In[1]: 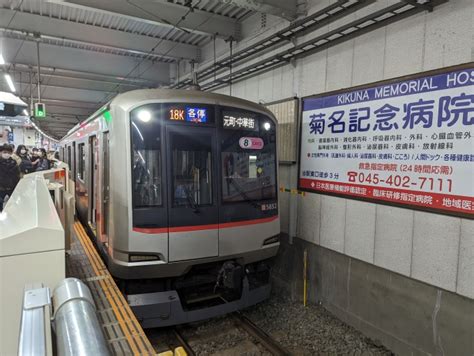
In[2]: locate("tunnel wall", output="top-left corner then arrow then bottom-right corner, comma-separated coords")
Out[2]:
201,0 -> 474,354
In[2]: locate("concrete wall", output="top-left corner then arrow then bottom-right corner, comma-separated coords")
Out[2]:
273,234 -> 474,356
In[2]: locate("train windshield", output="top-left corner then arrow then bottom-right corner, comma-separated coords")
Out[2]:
130,108 -> 163,207
221,110 -> 277,203
171,131 -> 213,207
129,103 -> 277,225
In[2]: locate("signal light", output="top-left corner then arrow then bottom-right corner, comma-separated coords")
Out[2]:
34,102 -> 46,118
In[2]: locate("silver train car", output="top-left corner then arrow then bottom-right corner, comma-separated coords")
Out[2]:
60,89 -> 280,327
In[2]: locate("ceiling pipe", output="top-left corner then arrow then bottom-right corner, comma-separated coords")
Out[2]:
36,38 -> 41,102
0,27 -> 176,63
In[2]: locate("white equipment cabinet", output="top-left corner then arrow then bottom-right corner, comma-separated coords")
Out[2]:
0,175 -> 65,356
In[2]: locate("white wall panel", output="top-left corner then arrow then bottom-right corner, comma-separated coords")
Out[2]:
297,193 -> 321,245
320,195 -> 346,253
457,219 -> 474,298
344,200 -> 376,263
411,212 -> 461,292
258,71 -> 274,104
325,40 -> 354,91
352,28 -> 386,86
374,206 -> 413,276
383,14 -> 426,79
245,79 -> 259,102
299,51 -> 327,97
423,0 -> 473,70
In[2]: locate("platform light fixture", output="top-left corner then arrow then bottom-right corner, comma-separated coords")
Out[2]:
4,73 -> 15,92
0,54 -> 5,65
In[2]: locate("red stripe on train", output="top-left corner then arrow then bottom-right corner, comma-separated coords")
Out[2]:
132,215 -> 278,234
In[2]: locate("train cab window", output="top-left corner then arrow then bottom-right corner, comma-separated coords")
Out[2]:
130,106 -> 162,207
221,111 -> 277,203
171,132 -> 212,207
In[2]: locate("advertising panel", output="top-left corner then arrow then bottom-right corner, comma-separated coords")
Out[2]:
299,65 -> 473,217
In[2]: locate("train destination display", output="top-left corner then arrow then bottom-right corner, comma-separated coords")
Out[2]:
299,66 -> 474,216
169,107 -> 208,122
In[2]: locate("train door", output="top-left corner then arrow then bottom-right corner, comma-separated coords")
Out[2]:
89,135 -> 99,230
166,126 -> 219,261
72,142 -> 76,180
101,132 -> 110,244
67,146 -> 72,179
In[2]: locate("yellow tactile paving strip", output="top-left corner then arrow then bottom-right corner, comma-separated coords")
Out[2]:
68,221 -> 156,355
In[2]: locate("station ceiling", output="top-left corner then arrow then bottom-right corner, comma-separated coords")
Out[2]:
0,0 -> 297,138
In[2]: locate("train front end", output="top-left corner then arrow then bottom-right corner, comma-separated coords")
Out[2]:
109,90 -> 280,327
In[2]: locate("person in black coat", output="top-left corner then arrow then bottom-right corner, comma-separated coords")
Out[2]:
16,144 -> 34,176
35,148 -> 50,172
0,143 -> 20,211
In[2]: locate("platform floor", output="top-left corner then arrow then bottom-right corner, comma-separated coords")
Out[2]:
67,222 -> 156,355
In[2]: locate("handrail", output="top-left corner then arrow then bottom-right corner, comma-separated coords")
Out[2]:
18,286 -> 52,356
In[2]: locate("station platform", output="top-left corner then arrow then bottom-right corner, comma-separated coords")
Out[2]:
68,222 -> 156,355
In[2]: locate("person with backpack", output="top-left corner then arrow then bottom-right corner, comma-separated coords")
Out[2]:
0,143 -> 20,211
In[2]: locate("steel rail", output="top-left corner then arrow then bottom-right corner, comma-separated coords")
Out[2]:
173,327 -> 197,356
233,312 -> 291,356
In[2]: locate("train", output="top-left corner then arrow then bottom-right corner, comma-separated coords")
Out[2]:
59,89 -> 280,327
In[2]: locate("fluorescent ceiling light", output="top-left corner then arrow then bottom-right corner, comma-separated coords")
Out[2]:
4,74 -> 16,92
0,54 -> 5,65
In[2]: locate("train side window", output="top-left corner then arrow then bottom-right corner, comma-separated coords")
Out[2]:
67,146 -> 72,168
130,108 -> 163,207
78,143 -> 86,181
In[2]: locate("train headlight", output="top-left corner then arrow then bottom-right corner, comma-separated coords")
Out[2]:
137,110 -> 151,122
263,122 -> 271,131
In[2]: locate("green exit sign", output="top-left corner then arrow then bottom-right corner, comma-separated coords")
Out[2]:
34,103 -> 46,118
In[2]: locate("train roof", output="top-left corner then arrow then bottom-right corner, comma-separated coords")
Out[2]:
63,88 -> 276,139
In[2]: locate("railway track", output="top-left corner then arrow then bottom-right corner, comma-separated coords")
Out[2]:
232,312 -> 290,356
172,328 -> 196,356
166,312 -> 290,356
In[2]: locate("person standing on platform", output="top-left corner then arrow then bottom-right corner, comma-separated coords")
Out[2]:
35,148 -> 50,172
0,143 -> 20,212
30,148 -> 39,164
11,144 -> 21,166
16,145 -> 34,176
